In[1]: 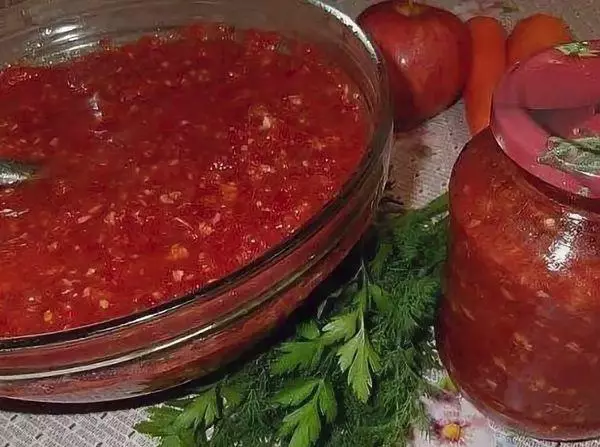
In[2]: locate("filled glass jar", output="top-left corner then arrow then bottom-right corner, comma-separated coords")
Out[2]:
437,41 -> 600,440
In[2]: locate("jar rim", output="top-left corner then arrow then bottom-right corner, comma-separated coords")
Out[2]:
491,40 -> 600,199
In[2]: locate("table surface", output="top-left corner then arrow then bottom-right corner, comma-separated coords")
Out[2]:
1,0 -> 599,446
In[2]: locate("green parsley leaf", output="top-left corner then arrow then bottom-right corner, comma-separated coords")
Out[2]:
337,330 -> 360,373
147,406 -> 183,424
159,434 -> 192,447
276,379 -> 338,447
219,382 -> 244,409
337,326 -> 381,403
297,320 -> 321,340
135,420 -> 176,438
166,397 -> 196,410
322,311 -> 357,344
271,340 -> 324,375
174,386 -> 220,431
135,406 -> 181,437
273,379 -> 320,407
317,381 -> 337,424
369,282 -> 391,313
369,240 -> 393,279
280,401 -> 321,447
354,285 -> 369,312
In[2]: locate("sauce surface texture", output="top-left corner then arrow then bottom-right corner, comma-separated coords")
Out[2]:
0,25 -> 368,337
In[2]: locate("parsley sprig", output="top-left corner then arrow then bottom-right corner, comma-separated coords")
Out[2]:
539,136 -> 600,176
136,193 -> 449,447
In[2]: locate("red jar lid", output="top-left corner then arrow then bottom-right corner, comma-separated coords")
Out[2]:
491,40 -> 600,198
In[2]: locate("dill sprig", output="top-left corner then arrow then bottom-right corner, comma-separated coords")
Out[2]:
136,193 -> 449,447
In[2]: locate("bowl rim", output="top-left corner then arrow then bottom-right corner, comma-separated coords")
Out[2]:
0,0 -> 392,349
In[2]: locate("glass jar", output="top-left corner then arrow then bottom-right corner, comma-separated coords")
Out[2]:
0,0 -> 392,403
437,42 -> 600,441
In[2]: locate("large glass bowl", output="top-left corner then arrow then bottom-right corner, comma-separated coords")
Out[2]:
0,0 -> 392,403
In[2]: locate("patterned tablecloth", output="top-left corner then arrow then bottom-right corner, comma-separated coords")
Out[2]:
0,0 -> 599,446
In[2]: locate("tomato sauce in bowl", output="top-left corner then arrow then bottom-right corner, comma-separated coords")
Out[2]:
0,0 -> 391,403
0,24 -> 369,338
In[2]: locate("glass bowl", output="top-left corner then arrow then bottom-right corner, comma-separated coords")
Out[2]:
0,0 -> 392,403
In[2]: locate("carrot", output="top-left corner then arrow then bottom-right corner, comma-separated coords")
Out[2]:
507,13 -> 573,66
464,16 -> 507,136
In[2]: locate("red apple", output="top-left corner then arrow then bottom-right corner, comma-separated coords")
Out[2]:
358,0 -> 470,131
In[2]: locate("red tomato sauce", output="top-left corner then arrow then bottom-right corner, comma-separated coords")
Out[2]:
438,130 -> 600,440
0,24 -> 368,337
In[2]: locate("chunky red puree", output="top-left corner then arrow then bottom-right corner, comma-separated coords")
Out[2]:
0,24 -> 368,337
438,130 -> 600,440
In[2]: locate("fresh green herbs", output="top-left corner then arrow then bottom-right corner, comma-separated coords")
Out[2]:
555,41 -> 600,57
539,136 -> 600,176
136,194 -> 449,447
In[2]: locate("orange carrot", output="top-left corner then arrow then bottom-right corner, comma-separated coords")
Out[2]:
464,16 -> 507,136
507,13 -> 573,66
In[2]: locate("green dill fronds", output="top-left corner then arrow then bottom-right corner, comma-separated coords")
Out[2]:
136,194 -> 449,447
